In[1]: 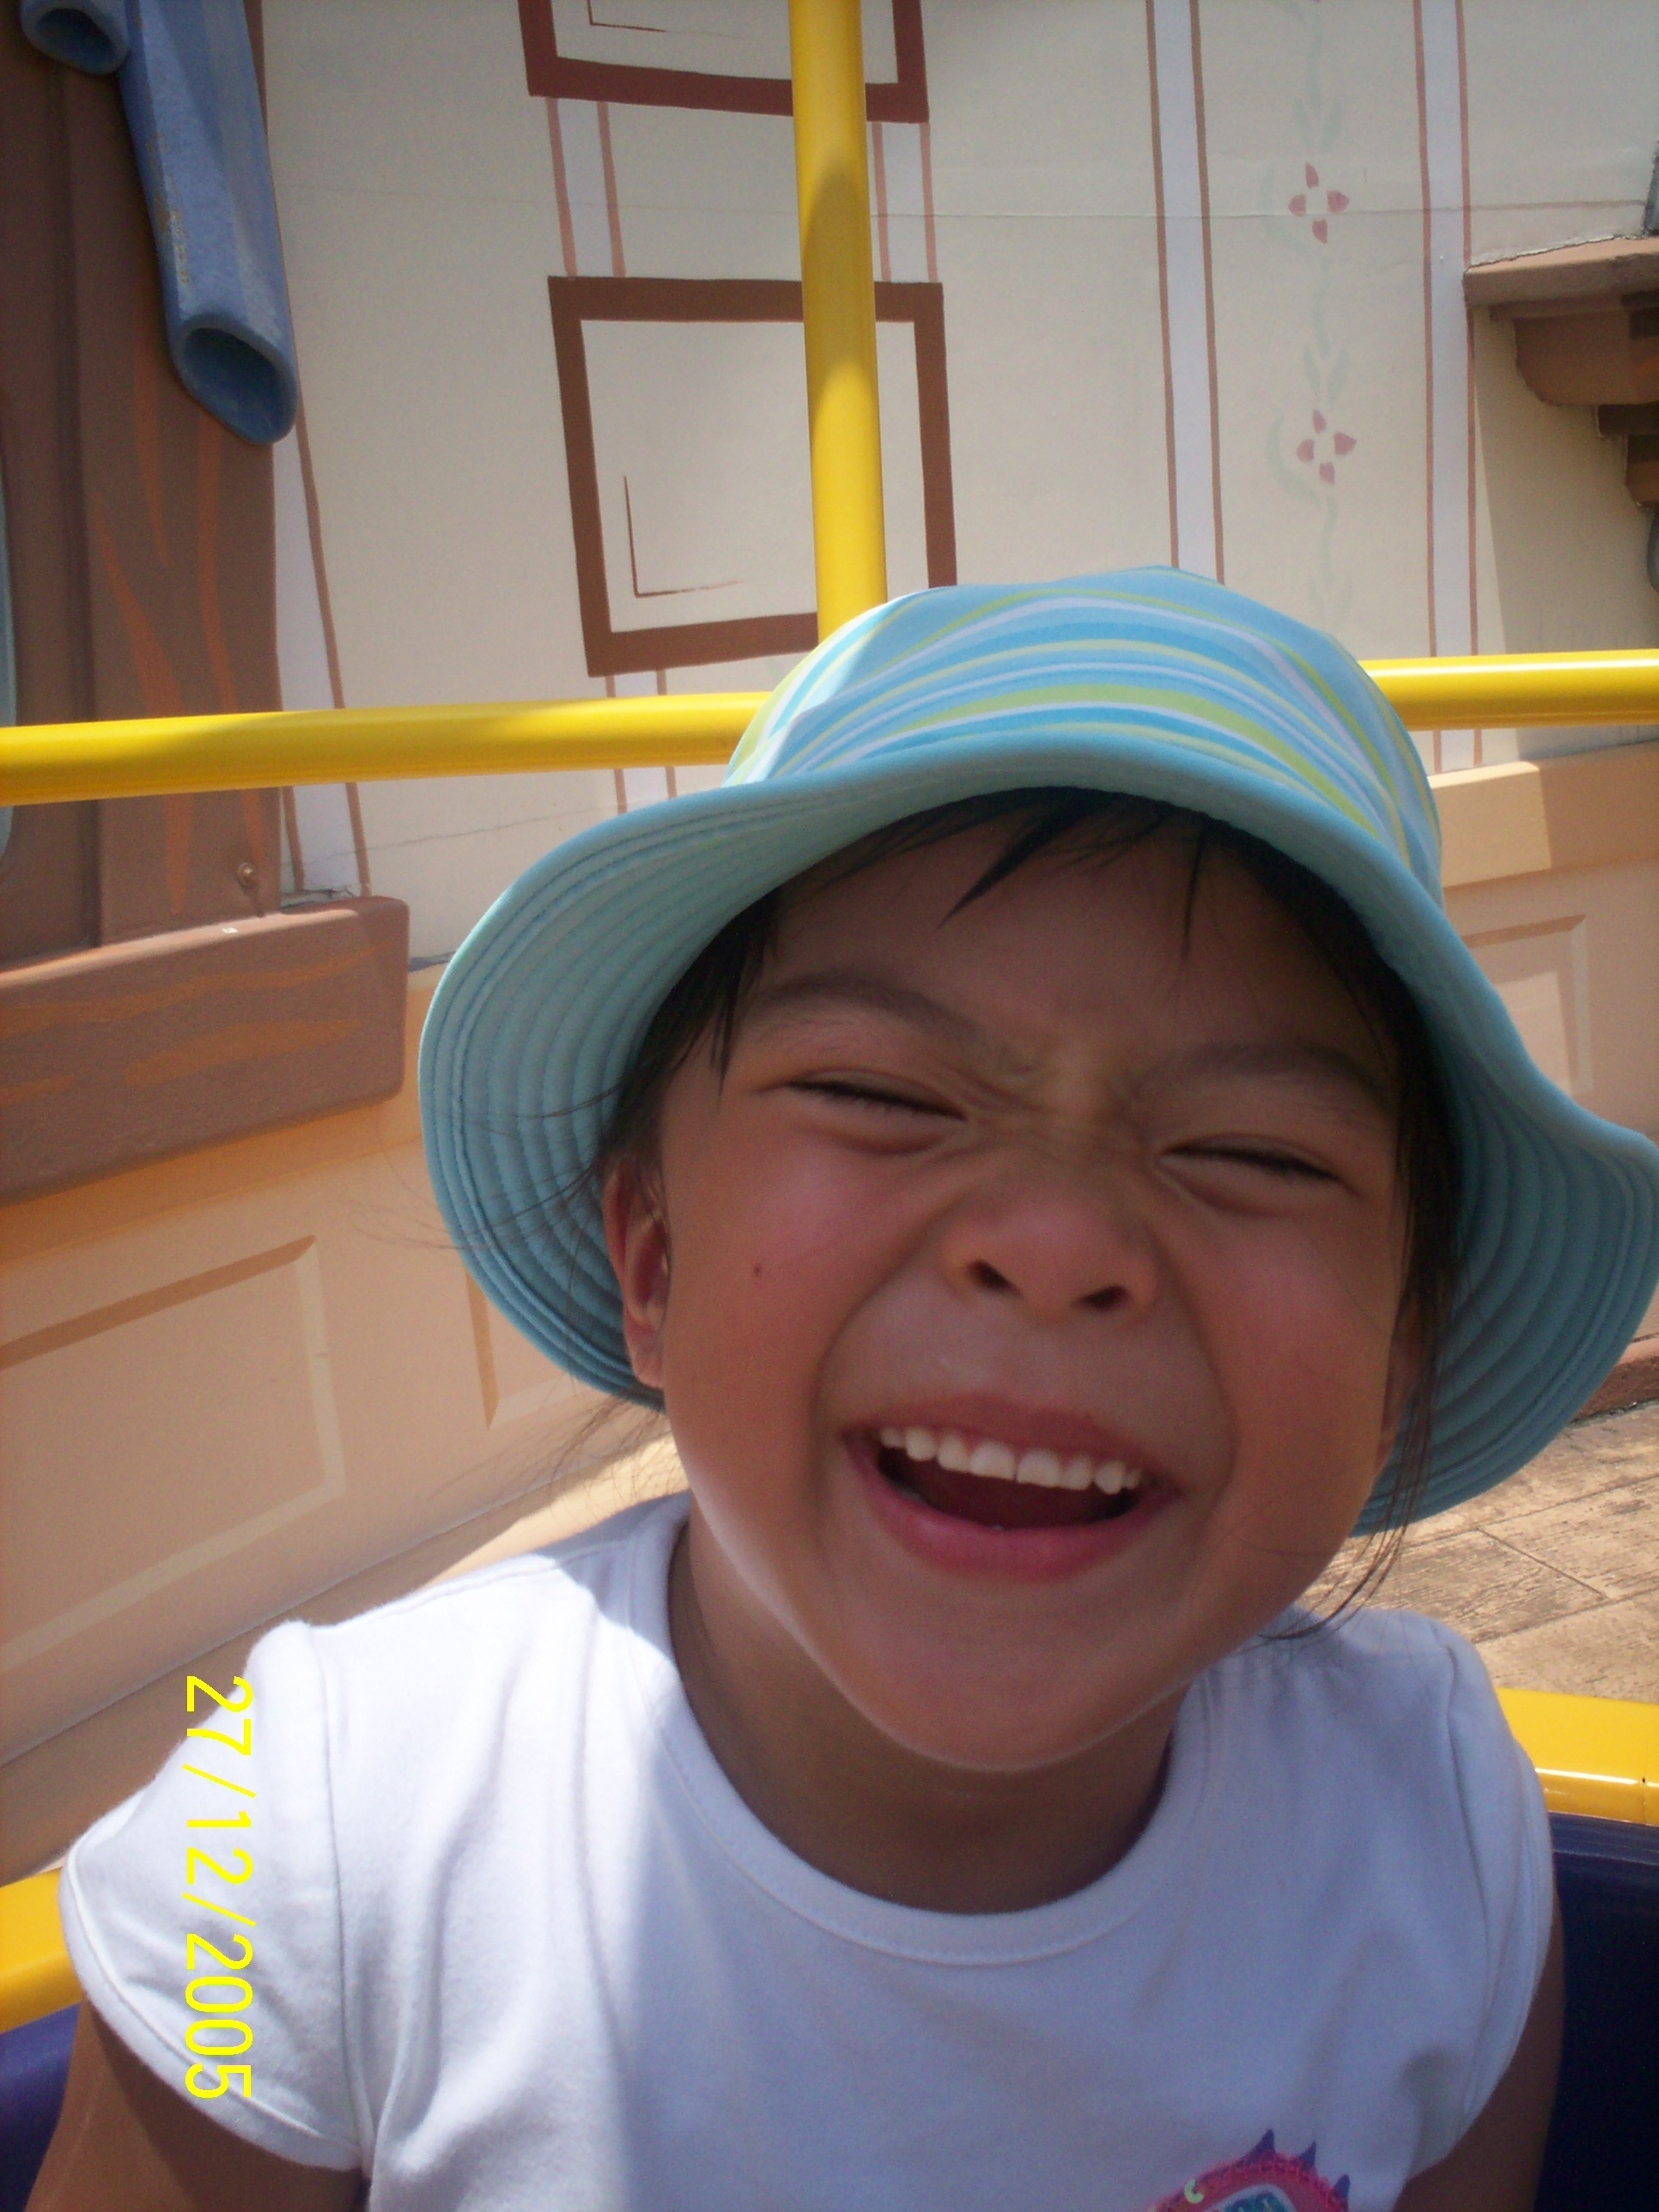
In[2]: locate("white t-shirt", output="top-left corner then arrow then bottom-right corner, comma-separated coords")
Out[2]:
64,1497 -> 1552,2212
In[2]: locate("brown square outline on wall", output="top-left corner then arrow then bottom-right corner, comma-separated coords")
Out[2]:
520,0 -> 927,122
550,275 -> 956,678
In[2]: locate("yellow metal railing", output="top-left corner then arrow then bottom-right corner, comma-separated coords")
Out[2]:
3,651 -> 1658,806
0,1873 -> 73,2036
791,0 -> 887,634
0,694 -> 764,806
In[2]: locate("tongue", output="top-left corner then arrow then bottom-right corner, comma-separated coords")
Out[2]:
907,1460 -> 1103,1529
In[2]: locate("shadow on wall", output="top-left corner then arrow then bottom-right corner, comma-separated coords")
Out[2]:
1473,312 -> 1658,713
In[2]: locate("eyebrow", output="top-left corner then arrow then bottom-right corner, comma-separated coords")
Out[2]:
744,969 -> 1005,1060
1160,1041 -> 1395,1115
742,970 -> 1393,1113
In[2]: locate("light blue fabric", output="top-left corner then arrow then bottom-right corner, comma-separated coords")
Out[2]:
421,573 -> 1659,1525
119,0 -> 296,443
22,0 -> 298,444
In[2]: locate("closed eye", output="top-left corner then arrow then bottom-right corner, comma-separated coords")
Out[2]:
790,1077 -> 958,1119
1174,1142 -> 1338,1182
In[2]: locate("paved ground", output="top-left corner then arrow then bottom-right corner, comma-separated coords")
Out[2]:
450,1403 -> 1659,1705
1370,1400 -> 1659,1701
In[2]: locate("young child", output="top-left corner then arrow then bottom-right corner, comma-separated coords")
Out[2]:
36,574 -> 1659,2212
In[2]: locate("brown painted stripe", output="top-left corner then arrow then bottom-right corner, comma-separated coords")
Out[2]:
545,96 -> 579,277
295,401 -> 343,711
1412,2 -> 1437,662
131,284 -> 167,568
918,120 -> 939,286
196,413 -> 237,712
549,274 -> 952,677
1188,0 -> 1224,582
344,781 -> 371,896
1454,0 -> 1480,757
466,1274 -> 500,1425
518,0 -> 928,124
872,121 -> 892,285
0,1073 -> 75,1110
281,787 -> 305,892
597,101 -> 626,278
0,945 -> 374,1042
125,1016 -> 362,1088
1411,0 -> 1441,770
92,497 -> 183,716
1144,0 -> 1180,568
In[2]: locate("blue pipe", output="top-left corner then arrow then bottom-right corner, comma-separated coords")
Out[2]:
20,0 -> 299,447
19,0 -> 126,73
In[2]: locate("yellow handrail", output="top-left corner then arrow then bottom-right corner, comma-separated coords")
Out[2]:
0,1871 -> 76,2035
790,0 -> 886,635
3,651 -> 1656,806
1498,1687 -> 1659,1826
0,693 -> 766,807
1364,648 -> 1659,730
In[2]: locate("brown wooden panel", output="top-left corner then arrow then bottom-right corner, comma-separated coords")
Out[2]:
0,20 -> 94,725
0,13 -> 414,1189
0,8 -> 285,952
0,803 -> 96,967
54,19 -> 281,726
0,19 -> 99,960
0,898 -> 409,1200
96,791 -> 282,942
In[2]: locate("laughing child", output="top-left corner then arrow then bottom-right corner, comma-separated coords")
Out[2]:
37,574 -> 1659,2211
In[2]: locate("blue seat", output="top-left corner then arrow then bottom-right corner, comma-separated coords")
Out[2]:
3,1815 -> 1656,2206
0,2003 -> 75,2212
1535,1813 -> 1659,2209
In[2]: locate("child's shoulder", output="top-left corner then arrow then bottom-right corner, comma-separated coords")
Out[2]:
256,1492 -> 684,1721
1209,1604 -> 1541,1869
1223,1597 -> 1498,1712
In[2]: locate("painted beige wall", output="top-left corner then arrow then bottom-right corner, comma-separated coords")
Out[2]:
0,980 -> 651,1873
258,0 -> 1658,962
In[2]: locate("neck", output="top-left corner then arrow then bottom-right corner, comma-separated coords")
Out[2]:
667,1516 -> 1180,1916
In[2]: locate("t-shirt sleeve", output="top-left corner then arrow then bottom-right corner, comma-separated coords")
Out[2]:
60,1619 -> 364,2172
1438,1630 -> 1555,2149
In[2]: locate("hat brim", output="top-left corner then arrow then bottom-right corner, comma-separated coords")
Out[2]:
421,726 -> 1659,1528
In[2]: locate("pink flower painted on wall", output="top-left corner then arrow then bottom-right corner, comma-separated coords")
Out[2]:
1296,410 -> 1356,485
1289,164 -> 1349,243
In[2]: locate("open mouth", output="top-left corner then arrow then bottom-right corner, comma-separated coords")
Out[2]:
870,1424 -> 1147,1532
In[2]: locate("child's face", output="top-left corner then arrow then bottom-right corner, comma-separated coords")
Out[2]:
607,825 -> 1415,1772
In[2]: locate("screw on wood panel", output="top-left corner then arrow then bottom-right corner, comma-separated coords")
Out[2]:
236,860 -> 258,890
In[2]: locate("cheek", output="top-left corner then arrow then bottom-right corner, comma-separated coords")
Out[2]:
657,1133 -> 918,1421
1178,1216 -> 1402,1516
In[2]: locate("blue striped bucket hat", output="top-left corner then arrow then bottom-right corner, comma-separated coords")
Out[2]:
422,570 -> 1659,1524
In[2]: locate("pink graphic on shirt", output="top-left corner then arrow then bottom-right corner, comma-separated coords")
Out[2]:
1148,2130 -> 1351,2212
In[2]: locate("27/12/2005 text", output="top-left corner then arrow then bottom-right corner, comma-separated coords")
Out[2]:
179,1673 -> 257,2100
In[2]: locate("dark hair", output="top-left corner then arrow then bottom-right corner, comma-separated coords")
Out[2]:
599,790 -> 1462,1577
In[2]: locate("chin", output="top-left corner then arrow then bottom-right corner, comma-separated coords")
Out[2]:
836,1643 -> 1158,1774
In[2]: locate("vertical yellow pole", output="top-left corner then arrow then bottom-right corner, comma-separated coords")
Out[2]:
789,0 -> 887,637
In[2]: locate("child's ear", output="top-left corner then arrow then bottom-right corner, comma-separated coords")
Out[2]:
602,1156 -> 671,1392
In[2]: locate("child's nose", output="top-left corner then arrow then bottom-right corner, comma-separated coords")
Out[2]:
937,1168 -> 1160,1324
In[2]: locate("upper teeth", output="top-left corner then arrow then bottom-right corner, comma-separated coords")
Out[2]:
878,1427 -> 1142,1495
